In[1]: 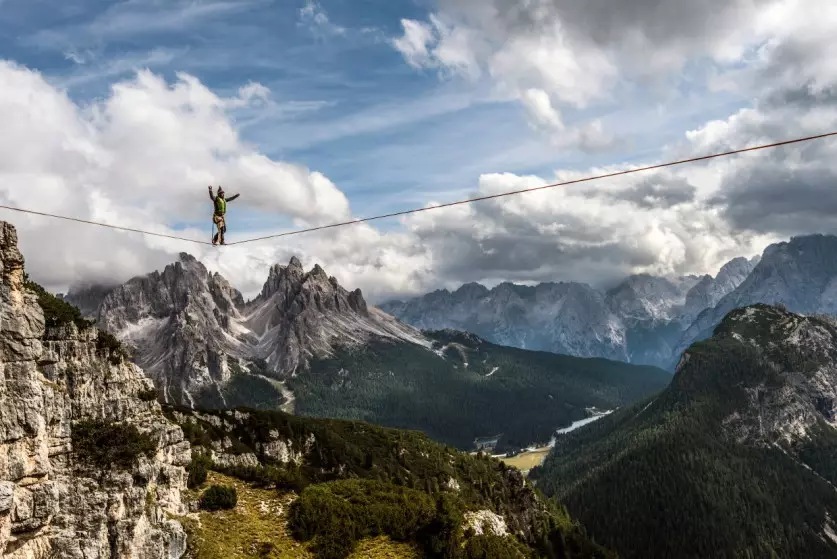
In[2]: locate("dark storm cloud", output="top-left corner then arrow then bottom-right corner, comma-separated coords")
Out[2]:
612,177 -> 697,209
444,0 -> 772,59
754,37 -> 837,110
710,158 -> 837,236
762,84 -> 837,110
410,198 -> 664,287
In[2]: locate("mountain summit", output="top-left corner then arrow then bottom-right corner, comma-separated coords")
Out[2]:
674,234 -> 837,363
68,253 -> 424,409
536,303 -> 837,558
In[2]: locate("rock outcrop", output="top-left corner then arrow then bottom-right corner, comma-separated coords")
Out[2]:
0,221 -> 190,558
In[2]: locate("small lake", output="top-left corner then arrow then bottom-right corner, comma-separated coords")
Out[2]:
547,410 -> 613,447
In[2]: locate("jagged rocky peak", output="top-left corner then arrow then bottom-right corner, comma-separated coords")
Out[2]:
259,256 -> 306,300
674,235 -> 837,364
607,273 -> 691,321
97,252 -> 246,336
673,303 -> 837,444
254,256 -> 368,316
682,256 -> 759,321
0,220 -> 190,558
76,252 -> 421,408
454,282 -> 490,299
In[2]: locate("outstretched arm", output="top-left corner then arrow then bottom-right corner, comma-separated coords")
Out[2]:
226,193 -> 240,202
208,186 -> 216,201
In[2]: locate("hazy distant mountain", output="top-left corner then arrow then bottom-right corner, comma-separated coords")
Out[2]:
381,281 -> 629,361
381,258 -> 758,369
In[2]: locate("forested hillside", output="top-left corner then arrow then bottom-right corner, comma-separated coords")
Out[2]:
290,330 -> 671,451
166,405 -> 614,559
534,305 -> 837,558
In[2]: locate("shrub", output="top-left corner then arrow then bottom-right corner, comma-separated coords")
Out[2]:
462,534 -> 532,558
179,420 -> 214,448
288,479 -> 436,559
24,276 -> 92,330
214,463 -> 307,492
187,452 -> 213,489
138,388 -> 158,402
96,329 -> 127,365
72,420 -> 157,470
200,485 -> 238,511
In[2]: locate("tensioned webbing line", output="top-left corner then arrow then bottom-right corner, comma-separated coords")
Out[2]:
1,130 -> 836,247
0,204 -> 214,245
225,130 -> 837,245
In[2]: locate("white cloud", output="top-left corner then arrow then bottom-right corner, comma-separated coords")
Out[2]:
4,0 -> 837,312
391,0 -> 837,153
298,0 -> 346,38
0,61 -> 357,295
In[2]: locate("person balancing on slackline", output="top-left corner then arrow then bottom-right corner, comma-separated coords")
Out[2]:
208,185 -> 240,245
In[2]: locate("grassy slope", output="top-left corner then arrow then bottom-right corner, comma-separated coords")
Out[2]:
291,331 -> 671,451
167,405 -> 615,559
183,472 -> 420,559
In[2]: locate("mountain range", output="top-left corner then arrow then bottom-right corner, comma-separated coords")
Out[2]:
11,215 -> 837,557
383,238 -> 837,369
61,252 -> 670,453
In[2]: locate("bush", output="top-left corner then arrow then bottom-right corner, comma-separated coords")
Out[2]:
96,329 -> 127,365
24,276 -> 92,330
214,463 -> 307,492
200,485 -> 238,511
462,534 -> 532,558
187,452 -> 212,489
179,420 -> 214,448
138,387 -> 158,402
72,420 -> 157,470
288,479 -> 436,559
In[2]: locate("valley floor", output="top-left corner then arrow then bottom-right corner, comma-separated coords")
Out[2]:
501,447 -> 551,471
181,472 -> 420,559
497,410 -> 614,473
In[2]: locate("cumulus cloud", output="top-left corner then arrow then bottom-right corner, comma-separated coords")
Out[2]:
5,0 -> 837,313
391,0 -> 836,153
0,61 -> 359,295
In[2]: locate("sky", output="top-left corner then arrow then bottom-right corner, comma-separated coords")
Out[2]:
1,0 -> 836,303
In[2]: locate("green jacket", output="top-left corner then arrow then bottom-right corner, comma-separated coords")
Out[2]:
209,191 -> 239,215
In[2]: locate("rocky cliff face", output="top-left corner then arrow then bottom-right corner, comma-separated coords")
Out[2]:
680,256 -> 759,324
67,255 -> 428,409
245,257 -> 423,374
0,221 -> 191,558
